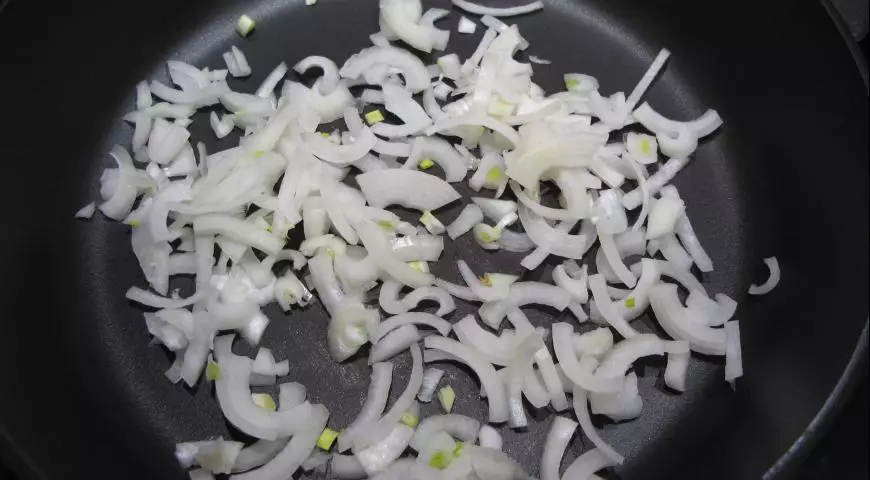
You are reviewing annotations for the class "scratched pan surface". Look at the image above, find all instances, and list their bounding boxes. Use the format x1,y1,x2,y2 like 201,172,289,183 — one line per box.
0,0,867,478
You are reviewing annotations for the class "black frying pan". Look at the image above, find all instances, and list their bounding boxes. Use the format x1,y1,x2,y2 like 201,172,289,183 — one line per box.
1,0,867,478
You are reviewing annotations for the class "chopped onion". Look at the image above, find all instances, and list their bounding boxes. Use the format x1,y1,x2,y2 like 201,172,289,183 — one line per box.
424,336,508,423
724,320,743,385
338,362,394,452
370,324,422,363
402,286,456,316
541,416,577,480
648,283,727,355
357,169,460,212
417,367,445,403
410,414,480,451
748,256,780,295
458,16,477,34
561,447,616,479
451,0,544,17
447,204,484,239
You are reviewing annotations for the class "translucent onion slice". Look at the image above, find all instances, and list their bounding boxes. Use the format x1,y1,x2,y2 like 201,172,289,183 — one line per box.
352,344,424,450
338,362,394,452
354,424,415,475
447,204,485,239
216,355,314,440
339,46,431,93
534,347,570,412
518,205,588,260
379,280,411,315
552,323,621,393
402,287,456,316
622,157,689,210
648,283,727,355
478,282,572,329
355,221,434,288
409,414,481,451
193,214,284,256
370,324,422,363
748,256,780,295
230,404,328,480
506,333,545,428
587,275,640,339
402,136,468,182
356,169,461,212
424,336,509,423
541,416,578,480
724,320,743,384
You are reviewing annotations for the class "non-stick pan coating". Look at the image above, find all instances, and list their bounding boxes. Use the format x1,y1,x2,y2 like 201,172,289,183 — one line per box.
1,0,867,478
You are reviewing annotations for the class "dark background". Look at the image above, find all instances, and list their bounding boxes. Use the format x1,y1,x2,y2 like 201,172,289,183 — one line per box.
0,0,866,478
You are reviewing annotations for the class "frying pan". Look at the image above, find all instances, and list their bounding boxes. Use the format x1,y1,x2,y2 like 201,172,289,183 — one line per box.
0,0,867,478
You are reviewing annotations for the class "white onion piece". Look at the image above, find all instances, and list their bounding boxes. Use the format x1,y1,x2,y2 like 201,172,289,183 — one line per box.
675,214,713,272
598,232,637,288
357,169,460,212
518,205,588,260
340,46,431,93
426,114,520,146
355,424,415,475
99,146,140,220
552,263,588,304
223,46,251,77
478,282,571,329
748,256,780,295
453,315,517,366
552,323,621,393
469,152,506,192
478,425,503,451
216,355,314,440
654,233,693,271
370,324,422,363
724,320,743,384
330,455,366,479
588,274,640,339
622,157,689,210
648,283,726,355
402,287,456,316
593,334,669,382
499,229,536,252
294,56,340,95
417,367,445,403
303,128,377,165
646,194,685,239
506,333,545,427
624,49,670,113
573,328,614,359
391,235,444,262
193,214,284,256
338,362,394,452
451,0,543,16
230,405,328,480
593,257,661,322
328,303,380,362
356,221,434,288
380,0,446,53
632,102,723,138
572,383,624,464
458,16,477,33
560,447,615,479
534,347,570,412
372,83,433,138
403,136,468,182
434,278,481,302
410,414,481,451
472,197,517,224
456,260,510,302
630,259,707,296
368,459,414,480
232,439,289,474
510,181,579,222
424,336,508,423
664,351,690,392
126,287,207,309
136,81,152,109
352,344,423,450
541,416,577,480
447,204,484,239
255,62,288,99
437,53,463,80
379,280,411,315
